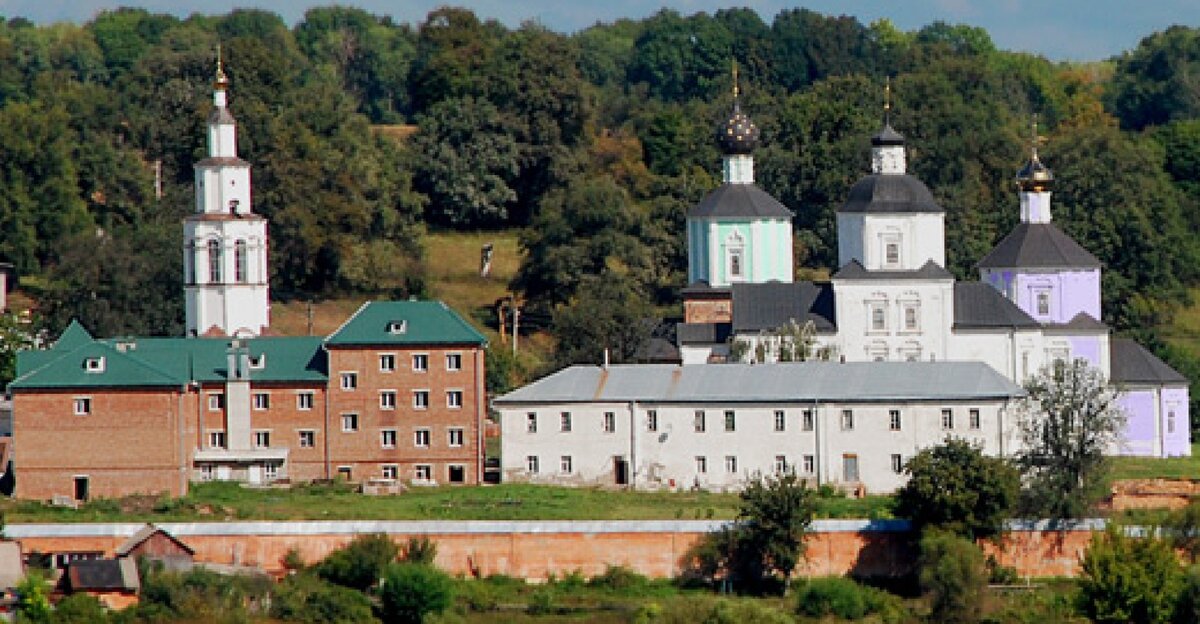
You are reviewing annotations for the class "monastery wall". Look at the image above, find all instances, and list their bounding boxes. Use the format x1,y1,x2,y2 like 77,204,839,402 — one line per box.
6,519,1100,579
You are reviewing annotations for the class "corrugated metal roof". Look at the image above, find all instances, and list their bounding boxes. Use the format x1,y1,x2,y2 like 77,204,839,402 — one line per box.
326,301,486,347
976,222,1101,269
832,259,954,280
839,174,943,214
496,361,1024,405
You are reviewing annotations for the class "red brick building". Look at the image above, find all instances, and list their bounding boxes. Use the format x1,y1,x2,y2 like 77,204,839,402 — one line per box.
10,300,486,501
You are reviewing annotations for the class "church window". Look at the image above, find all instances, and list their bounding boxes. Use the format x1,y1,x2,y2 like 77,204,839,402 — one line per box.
870,305,886,331
903,305,919,331
725,231,745,282
1169,409,1177,434
185,241,196,284
1036,290,1050,316
207,240,222,283
885,242,900,267
234,240,247,283
728,248,744,280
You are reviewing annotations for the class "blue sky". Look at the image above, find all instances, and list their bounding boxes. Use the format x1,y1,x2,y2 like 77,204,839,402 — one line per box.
0,0,1196,61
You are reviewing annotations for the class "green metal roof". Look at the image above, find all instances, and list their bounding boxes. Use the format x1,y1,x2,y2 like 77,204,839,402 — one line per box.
11,335,327,390
325,301,486,347
55,320,94,351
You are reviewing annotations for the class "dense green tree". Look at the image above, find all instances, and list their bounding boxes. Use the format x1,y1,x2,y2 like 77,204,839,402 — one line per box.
1107,26,1200,130
769,9,877,92
732,472,817,593
408,7,499,112
49,594,108,624
895,439,1019,541
315,533,399,592
1015,360,1126,519
550,274,654,368
270,572,379,624
627,9,732,102
918,530,988,624
87,7,176,74
1078,527,1184,624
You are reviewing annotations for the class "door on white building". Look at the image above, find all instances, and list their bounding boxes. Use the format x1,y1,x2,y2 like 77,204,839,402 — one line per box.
842,454,860,482
613,457,629,486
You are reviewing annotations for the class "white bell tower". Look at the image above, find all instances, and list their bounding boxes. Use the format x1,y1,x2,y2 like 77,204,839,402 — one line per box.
184,48,270,337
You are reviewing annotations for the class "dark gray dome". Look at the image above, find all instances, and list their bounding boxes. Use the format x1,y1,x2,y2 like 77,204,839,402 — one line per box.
839,174,943,213
1016,153,1053,191
717,102,760,155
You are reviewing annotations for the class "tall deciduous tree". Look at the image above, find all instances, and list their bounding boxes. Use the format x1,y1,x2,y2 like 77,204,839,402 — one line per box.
895,438,1019,540
1015,360,1126,519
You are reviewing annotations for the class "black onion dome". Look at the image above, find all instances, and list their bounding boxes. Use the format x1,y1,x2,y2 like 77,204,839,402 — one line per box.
1016,153,1053,191
839,174,943,213
717,101,760,155
871,122,905,146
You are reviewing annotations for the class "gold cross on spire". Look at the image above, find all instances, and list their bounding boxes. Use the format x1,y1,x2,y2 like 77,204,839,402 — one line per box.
215,43,228,86
732,60,740,99
1030,113,1045,158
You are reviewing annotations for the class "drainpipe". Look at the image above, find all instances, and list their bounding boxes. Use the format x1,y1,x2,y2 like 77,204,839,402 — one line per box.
323,346,331,480
476,347,485,484
178,387,187,496
813,398,822,486
629,401,638,491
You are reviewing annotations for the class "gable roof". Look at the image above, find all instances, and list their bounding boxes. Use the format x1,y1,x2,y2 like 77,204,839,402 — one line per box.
326,301,486,347
1110,339,1188,385
496,361,1024,405
55,320,94,351
115,524,195,557
687,184,793,219
839,174,944,214
1043,312,1108,332
11,342,181,390
832,259,954,281
677,322,733,345
731,282,835,333
953,283,1041,329
976,223,1101,269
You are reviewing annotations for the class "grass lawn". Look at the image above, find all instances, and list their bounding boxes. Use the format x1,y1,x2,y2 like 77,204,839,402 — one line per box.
1109,442,1200,480
0,482,893,524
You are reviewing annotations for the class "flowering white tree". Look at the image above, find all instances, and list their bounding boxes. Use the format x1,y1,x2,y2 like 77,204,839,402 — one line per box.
1015,359,1126,519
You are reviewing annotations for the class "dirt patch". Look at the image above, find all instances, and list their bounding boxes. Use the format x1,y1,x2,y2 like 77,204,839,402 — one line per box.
1109,479,1200,510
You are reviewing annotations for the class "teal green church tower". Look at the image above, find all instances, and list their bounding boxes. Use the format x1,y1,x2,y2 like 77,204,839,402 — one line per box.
686,86,793,287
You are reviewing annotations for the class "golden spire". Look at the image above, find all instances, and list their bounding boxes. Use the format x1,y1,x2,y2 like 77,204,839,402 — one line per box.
732,60,740,99
1030,113,1043,158
1017,113,1053,190
884,76,892,124
214,43,228,90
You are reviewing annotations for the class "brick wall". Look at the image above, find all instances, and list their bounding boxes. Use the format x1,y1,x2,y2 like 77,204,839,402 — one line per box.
7,521,1098,580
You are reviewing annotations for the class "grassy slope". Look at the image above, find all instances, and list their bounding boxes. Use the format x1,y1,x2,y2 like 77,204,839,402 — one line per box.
0,482,892,523
1109,443,1200,480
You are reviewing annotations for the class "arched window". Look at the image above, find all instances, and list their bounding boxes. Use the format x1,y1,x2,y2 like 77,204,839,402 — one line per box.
234,240,247,283
208,240,222,283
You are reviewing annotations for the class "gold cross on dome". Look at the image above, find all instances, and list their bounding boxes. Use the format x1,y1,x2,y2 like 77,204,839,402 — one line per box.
732,60,740,98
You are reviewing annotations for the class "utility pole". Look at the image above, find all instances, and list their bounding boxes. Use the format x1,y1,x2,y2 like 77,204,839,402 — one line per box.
511,303,520,356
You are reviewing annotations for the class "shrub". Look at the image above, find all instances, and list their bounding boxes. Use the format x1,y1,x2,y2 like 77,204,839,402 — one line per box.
588,565,651,593
1077,527,1183,624
895,438,1019,541
316,533,398,591
401,536,437,564
270,572,377,624
379,563,454,624
795,576,897,620
637,595,794,624
919,530,988,623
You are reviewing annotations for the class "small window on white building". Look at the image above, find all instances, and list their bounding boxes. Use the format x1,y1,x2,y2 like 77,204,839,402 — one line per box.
724,455,738,474
891,454,903,474
696,456,707,474
941,409,954,430
560,412,572,432
870,305,886,331
603,412,616,433
728,248,744,280
774,455,788,474
802,410,814,431
889,410,902,431
843,454,860,482
969,409,981,430
774,410,786,432
884,241,900,268
647,410,658,432
841,409,854,430
560,455,573,474
724,410,736,432
526,412,538,433
1168,409,1178,434
526,455,539,474
694,410,706,433
903,305,919,331
803,455,815,474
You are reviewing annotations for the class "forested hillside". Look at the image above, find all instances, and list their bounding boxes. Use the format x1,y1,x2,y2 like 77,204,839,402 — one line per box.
2,6,1200,396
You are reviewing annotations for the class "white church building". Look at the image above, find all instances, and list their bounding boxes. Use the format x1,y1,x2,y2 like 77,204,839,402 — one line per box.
496,88,1190,493
183,55,270,338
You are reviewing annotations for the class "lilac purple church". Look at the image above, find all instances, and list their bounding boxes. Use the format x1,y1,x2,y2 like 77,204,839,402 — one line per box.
679,95,1189,458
